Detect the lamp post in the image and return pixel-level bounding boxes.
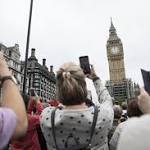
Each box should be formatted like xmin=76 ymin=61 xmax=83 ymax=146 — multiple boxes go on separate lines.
xmin=23 ymin=0 xmax=34 ymax=94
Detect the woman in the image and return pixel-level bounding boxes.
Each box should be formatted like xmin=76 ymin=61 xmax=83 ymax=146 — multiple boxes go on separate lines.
xmin=40 ymin=62 xmax=114 ymax=150
xmin=108 ymin=105 xmax=122 ymax=141
xmin=11 ymin=94 xmax=43 ymax=150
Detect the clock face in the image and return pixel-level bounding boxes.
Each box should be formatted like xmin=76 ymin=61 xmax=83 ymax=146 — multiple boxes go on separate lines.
xmin=111 ymin=46 xmax=119 ymax=54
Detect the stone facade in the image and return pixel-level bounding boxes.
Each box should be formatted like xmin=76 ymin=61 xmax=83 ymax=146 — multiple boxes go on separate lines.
xmin=0 ymin=43 xmax=22 ymax=89
xmin=21 ymin=48 xmax=56 ymax=102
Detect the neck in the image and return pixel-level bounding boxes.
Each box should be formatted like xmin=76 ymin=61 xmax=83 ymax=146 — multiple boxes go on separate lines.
xmin=65 ymin=102 xmax=88 ymax=109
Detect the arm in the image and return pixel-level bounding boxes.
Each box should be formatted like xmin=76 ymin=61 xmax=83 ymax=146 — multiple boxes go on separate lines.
xmin=87 ymin=65 xmax=113 ymax=107
xmin=138 ymin=88 xmax=150 ymax=114
xmin=93 ymin=79 xmax=113 ymax=106
xmin=0 ymin=108 xmax=17 ymax=149
xmin=0 ymin=52 xmax=28 ymax=139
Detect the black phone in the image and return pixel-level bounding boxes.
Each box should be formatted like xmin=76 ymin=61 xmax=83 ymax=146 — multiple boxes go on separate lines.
xmin=141 ymin=69 xmax=150 ymax=94
xmin=79 ymin=56 xmax=91 ymax=74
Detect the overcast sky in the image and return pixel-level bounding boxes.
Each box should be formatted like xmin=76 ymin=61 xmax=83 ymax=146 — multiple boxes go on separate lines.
xmin=0 ymin=0 xmax=150 ymax=98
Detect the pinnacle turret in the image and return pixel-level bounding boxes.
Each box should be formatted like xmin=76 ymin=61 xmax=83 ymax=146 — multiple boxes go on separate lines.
xmin=109 ymin=18 xmax=116 ymax=34
xmin=107 ymin=18 xmax=120 ymax=42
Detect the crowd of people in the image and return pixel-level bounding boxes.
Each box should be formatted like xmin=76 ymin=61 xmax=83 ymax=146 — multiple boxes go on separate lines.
xmin=0 ymin=50 xmax=150 ymax=150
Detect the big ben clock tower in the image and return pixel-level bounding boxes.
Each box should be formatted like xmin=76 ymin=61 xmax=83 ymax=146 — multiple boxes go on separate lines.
xmin=107 ymin=19 xmax=126 ymax=81
xmin=106 ymin=19 xmax=134 ymax=103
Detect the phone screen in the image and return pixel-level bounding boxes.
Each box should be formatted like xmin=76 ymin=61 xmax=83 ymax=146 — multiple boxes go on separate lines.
xmin=79 ymin=56 xmax=91 ymax=74
xmin=141 ymin=69 xmax=150 ymax=94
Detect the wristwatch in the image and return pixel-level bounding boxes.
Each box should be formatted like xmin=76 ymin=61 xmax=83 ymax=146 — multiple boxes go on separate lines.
xmin=0 ymin=75 xmax=17 ymax=87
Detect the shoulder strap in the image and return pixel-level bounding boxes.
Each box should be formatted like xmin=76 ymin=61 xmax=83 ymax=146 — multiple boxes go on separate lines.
xmin=88 ymin=105 xmax=99 ymax=147
xmin=51 ymin=105 xmax=99 ymax=150
xmin=51 ymin=107 xmax=59 ymax=150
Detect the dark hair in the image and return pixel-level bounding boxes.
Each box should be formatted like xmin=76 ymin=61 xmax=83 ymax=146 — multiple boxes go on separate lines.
xmin=120 ymin=117 xmax=127 ymax=122
xmin=127 ymin=98 xmax=143 ymax=117
xmin=113 ymin=105 xmax=122 ymax=119
xmin=122 ymin=102 xmax=127 ymax=110
xmin=114 ymin=101 xmax=119 ymax=105
xmin=29 ymin=88 xmax=36 ymax=96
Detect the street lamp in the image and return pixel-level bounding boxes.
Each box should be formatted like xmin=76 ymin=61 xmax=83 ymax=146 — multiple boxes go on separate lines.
xmin=23 ymin=0 xmax=34 ymax=94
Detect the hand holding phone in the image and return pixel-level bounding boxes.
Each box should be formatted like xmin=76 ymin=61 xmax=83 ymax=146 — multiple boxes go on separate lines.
xmin=86 ymin=65 xmax=99 ymax=80
xmin=79 ymin=56 xmax=91 ymax=74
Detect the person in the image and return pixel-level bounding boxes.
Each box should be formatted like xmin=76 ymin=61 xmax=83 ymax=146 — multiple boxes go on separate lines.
xmin=117 ymin=88 xmax=150 ymax=150
xmin=40 ymin=62 xmax=114 ymax=150
xmin=121 ymin=102 xmax=128 ymax=120
xmin=0 ymin=52 xmax=28 ymax=149
xmin=11 ymin=93 xmax=43 ymax=150
xmin=109 ymin=98 xmax=143 ymax=150
xmin=108 ymin=105 xmax=122 ymax=141
xmin=47 ymin=99 xmax=59 ymax=107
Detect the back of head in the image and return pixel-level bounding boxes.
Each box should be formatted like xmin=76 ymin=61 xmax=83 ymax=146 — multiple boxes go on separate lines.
xmin=127 ymin=98 xmax=143 ymax=117
xmin=56 ymin=62 xmax=87 ymax=106
xmin=121 ymin=102 xmax=127 ymax=110
xmin=113 ymin=105 xmax=123 ymax=119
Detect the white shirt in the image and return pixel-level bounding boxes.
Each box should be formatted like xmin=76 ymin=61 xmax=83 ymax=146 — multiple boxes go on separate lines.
xmin=109 ymin=121 xmax=127 ymax=150
xmin=117 ymin=114 xmax=150 ymax=150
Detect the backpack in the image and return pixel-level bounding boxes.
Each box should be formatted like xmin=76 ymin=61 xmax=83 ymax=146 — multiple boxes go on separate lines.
xmin=51 ymin=105 xmax=98 ymax=150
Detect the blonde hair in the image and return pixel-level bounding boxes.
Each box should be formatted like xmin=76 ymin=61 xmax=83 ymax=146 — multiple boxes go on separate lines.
xmin=56 ymin=62 xmax=87 ymax=105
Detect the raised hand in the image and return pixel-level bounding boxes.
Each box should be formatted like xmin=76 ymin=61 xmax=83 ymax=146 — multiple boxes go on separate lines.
xmin=86 ymin=65 xmax=99 ymax=80
xmin=138 ymin=88 xmax=150 ymax=114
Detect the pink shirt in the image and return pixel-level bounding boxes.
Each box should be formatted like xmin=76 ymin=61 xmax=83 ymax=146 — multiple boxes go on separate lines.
xmin=0 ymin=107 xmax=17 ymax=149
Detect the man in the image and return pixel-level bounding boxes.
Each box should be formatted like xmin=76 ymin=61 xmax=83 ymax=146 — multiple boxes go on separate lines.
xmin=0 ymin=52 xmax=28 ymax=149
xmin=117 ymin=88 xmax=150 ymax=150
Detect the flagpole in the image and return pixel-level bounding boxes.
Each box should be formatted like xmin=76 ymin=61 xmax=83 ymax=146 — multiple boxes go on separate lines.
xmin=23 ymin=0 xmax=34 ymax=94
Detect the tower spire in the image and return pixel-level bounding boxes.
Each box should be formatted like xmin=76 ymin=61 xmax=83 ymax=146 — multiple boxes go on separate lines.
xmin=109 ymin=17 xmax=116 ymax=33
xmin=111 ymin=17 xmax=113 ymax=25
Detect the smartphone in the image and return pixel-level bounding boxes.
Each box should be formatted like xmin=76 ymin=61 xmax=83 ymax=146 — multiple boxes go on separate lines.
xmin=141 ymin=69 xmax=150 ymax=94
xmin=79 ymin=56 xmax=91 ymax=74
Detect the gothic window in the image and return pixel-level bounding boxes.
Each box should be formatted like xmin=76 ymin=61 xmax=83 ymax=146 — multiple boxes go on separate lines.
xmin=9 ymin=50 xmax=12 ymax=57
